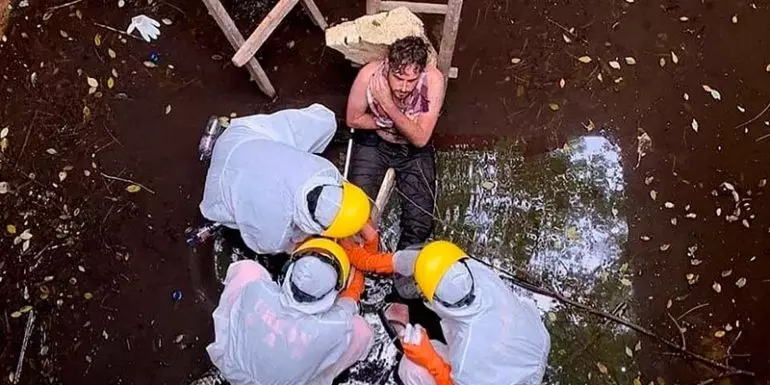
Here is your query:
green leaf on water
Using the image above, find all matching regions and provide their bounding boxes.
[126,185,141,193]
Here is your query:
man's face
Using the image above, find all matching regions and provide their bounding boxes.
[387,64,421,100]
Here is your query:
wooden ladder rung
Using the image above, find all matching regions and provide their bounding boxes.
[380,1,448,14]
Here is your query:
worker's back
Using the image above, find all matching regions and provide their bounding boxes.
[431,260,551,385]
[207,261,356,385]
[200,108,341,254]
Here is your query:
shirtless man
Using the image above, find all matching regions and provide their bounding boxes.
[345,36,446,251]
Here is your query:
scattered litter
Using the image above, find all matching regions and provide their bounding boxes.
[578,56,592,63]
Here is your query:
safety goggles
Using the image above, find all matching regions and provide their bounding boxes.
[287,248,344,303]
[431,260,476,309]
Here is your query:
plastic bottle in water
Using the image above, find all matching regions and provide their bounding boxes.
[186,222,222,247]
[198,116,223,162]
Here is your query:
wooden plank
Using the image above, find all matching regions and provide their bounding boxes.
[380,1,448,14]
[436,0,462,76]
[300,0,328,29]
[200,0,276,98]
[366,0,382,15]
[372,168,396,224]
[232,0,301,67]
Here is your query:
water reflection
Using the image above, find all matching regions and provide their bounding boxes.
[380,135,640,384]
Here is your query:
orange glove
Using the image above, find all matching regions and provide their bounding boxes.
[339,269,365,302]
[401,325,453,385]
[340,239,394,274]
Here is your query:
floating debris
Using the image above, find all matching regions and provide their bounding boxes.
[625,57,637,65]
[511,57,521,64]
[721,270,733,277]
[712,282,722,293]
[649,190,657,201]
[659,244,670,251]
[735,277,747,288]
[691,118,699,132]
[578,56,592,63]
[664,202,674,209]
[671,51,679,64]
[609,60,621,69]
[702,85,721,100]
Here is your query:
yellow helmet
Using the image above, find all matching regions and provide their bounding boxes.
[292,237,351,289]
[322,181,371,239]
[414,240,468,302]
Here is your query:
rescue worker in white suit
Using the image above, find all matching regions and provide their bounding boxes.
[200,103,371,255]
[207,238,373,385]
[340,239,551,385]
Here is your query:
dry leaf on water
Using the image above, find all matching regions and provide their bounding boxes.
[94,33,102,46]
[562,33,572,43]
[659,57,666,67]
[721,269,733,277]
[6,224,17,234]
[165,105,172,115]
[664,202,674,208]
[559,78,565,88]
[87,77,99,88]
[58,171,67,182]
[691,118,699,132]
[712,282,722,293]
[107,77,115,89]
[0,127,8,139]
[650,190,658,201]
[59,30,68,38]
[126,185,142,193]
[659,244,670,251]
[625,346,634,357]
[609,60,621,69]
[578,56,592,63]
[732,14,738,24]
[162,18,173,25]
[714,330,726,338]
[108,48,116,59]
[633,378,642,385]
[549,103,560,111]
[635,341,642,351]
[702,85,721,100]
[735,277,747,288]
[636,130,652,167]
[596,362,608,374]
[671,51,679,64]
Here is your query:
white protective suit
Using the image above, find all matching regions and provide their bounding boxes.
[200,104,343,254]
[396,259,551,385]
[207,260,373,385]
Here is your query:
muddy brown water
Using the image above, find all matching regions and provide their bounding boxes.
[1,0,769,384]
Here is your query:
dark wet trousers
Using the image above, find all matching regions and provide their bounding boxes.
[348,131,445,353]
[348,131,437,250]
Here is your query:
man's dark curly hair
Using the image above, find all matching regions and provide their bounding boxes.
[387,36,429,75]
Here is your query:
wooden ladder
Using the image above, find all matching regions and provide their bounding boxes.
[201,0,329,99]
[366,0,463,79]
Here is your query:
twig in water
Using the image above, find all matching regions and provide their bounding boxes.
[755,133,770,143]
[666,312,686,350]
[14,112,37,167]
[12,310,35,384]
[545,16,589,44]
[159,0,186,17]
[735,101,770,130]
[93,22,144,42]
[100,172,156,194]
[46,0,84,11]
[677,302,709,321]
[726,330,743,363]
